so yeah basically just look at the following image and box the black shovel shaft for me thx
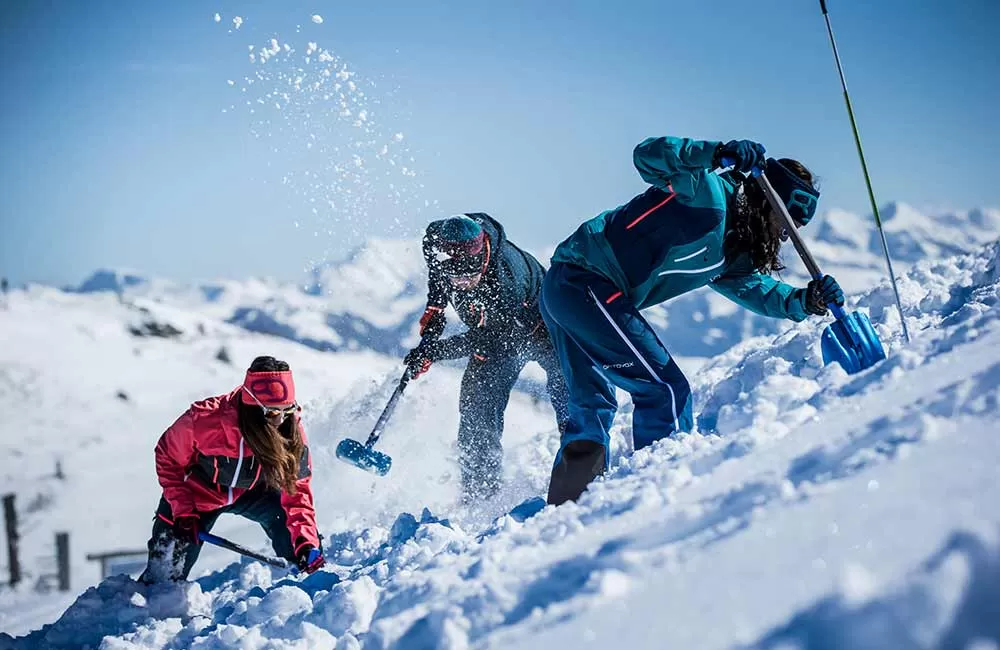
[361,332,438,448]
[756,173,823,280]
[198,531,289,569]
[756,173,847,321]
[364,370,410,447]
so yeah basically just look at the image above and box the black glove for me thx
[404,340,440,379]
[296,544,325,574]
[803,275,845,316]
[172,515,201,545]
[713,140,766,174]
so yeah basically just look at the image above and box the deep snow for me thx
[1,238,998,649]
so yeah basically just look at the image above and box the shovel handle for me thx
[362,331,441,449]
[364,370,410,447]
[756,173,849,320]
[756,173,824,280]
[198,531,291,569]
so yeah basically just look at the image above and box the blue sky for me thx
[1,0,997,287]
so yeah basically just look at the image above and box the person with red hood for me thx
[139,356,324,583]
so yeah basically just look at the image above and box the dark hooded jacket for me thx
[422,213,546,359]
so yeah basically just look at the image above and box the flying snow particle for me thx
[233,16,243,30]
[213,13,221,23]
[311,14,324,24]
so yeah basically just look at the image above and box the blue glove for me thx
[803,275,845,316]
[296,545,326,574]
[713,140,766,174]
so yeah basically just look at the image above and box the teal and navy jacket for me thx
[550,136,810,321]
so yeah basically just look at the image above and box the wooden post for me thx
[56,532,70,591]
[3,494,19,587]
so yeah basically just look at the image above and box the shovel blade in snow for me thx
[335,438,392,476]
[821,309,886,374]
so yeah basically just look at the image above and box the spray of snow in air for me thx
[221,20,433,278]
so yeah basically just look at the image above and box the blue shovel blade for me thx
[335,438,392,476]
[821,310,887,374]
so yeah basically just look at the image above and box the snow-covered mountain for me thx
[3,229,999,648]
[66,203,1000,360]
[67,238,429,358]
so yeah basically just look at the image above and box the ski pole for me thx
[198,531,291,570]
[818,0,910,343]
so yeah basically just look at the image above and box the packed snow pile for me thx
[4,237,998,648]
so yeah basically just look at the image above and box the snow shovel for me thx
[756,172,887,374]
[198,531,290,569]
[335,368,413,476]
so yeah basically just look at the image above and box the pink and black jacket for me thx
[153,388,320,552]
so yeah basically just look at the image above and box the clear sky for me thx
[1,0,997,287]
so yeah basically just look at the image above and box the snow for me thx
[223,26,430,282]
[2,231,999,647]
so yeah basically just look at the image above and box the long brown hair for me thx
[238,357,306,494]
[724,158,817,274]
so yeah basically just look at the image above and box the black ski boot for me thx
[546,440,606,506]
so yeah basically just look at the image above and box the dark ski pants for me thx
[540,262,693,502]
[458,328,569,502]
[139,484,296,583]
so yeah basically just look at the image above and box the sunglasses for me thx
[242,386,301,419]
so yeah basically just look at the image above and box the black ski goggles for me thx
[439,253,484,278]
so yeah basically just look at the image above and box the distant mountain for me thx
[71,269,147,294]
[67,203,999,360]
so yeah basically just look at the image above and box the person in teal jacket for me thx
[541,136,845,505]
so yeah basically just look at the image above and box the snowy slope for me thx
[4,235,998,648]
[0,287,556,639]
[69,204,1000,360]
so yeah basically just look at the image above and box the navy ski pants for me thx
[458,327,569,501]
[540,261,693,465]
[139,484,296,583]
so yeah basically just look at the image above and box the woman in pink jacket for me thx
[139,356,324,583]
